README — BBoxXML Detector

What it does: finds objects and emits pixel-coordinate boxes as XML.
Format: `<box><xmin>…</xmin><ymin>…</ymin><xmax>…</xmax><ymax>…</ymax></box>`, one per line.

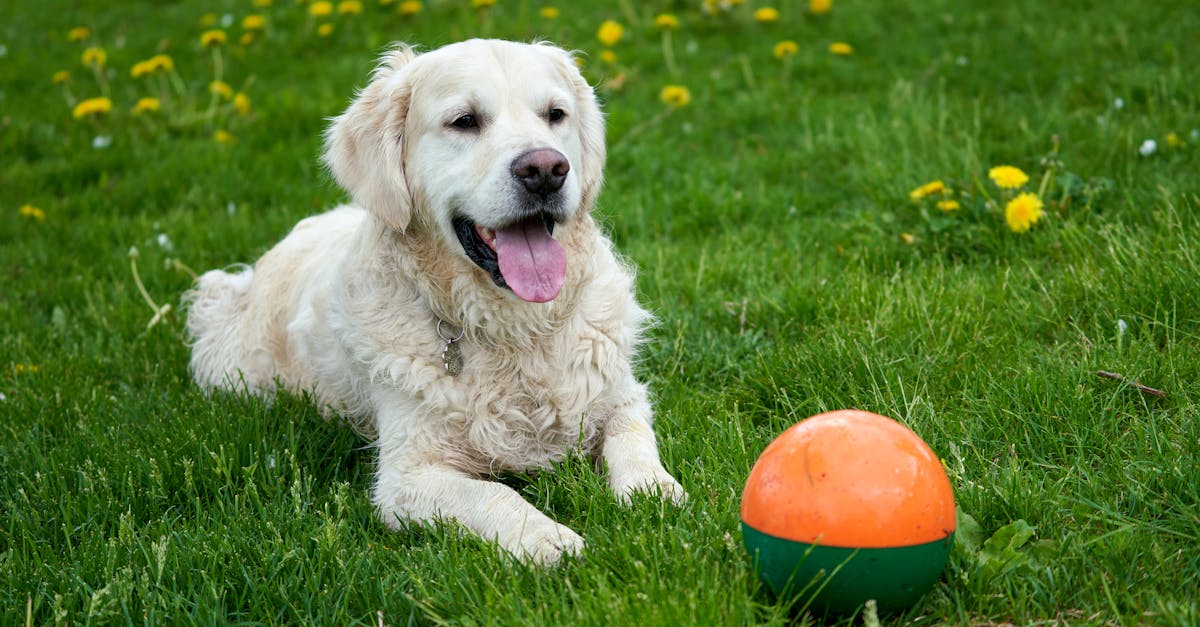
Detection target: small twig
<box><xmin>1096</xmin><ymin>371</ymin><xmax>1166</xmax><ymax>398</ymax></box>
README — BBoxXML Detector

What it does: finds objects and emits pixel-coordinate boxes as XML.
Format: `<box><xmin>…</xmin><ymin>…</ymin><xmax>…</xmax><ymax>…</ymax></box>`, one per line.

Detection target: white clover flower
<box><xmin>1138</xmin><ymin>139</ymin><xmax>1157</xmax><ymax>156</ymax></box>
<box><xmin>1113</xmin><ymin>97</ymin><xmax>1125</xmax><ymax>110</ymax></box>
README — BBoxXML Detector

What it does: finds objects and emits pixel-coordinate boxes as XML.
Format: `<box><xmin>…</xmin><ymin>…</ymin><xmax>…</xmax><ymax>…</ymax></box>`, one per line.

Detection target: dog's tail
<box><xmin>183</xmin><ymin>265</ymin><xmax>273</xmax><ymax>393</ymax></box>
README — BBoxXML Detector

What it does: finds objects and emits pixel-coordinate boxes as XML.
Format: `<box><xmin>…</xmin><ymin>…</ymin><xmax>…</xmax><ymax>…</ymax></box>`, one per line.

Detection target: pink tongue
<box><xmin>494</xmin><ymin>218</ymin><xmax>566</xmax><ymax>302</ymax></box>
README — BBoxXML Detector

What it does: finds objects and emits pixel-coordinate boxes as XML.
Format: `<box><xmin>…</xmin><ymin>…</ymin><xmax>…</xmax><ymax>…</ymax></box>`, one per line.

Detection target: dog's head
<box><xmin>323</xmin><ymin>39</ymin><xmax>606</xmax><ymax>303</ymax></box>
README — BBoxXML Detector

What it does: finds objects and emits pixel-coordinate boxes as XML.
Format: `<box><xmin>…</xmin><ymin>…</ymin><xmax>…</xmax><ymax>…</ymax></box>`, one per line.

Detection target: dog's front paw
<box><xmin>611</xmin><ymin>468</ymin><xmax>688</xmax><ymax>506</ymax></box>
<box><xmin>512</xmin><ymin>520</ymin><xmax>584</xmax><ymax>567</ymax></box>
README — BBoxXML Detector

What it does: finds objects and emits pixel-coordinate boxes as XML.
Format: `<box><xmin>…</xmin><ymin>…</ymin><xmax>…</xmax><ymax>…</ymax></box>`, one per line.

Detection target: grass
<box><xmin>2</xmin><ymin>0</ymin><xmax>1198</xmax><ymax>624</ymax></box>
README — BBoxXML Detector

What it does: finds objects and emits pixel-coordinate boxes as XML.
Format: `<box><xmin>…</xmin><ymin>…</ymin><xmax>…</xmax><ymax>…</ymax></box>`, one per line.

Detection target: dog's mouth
<box><xmin>452</xmin><ymin>213</ymin><xmax>565</xmax><ymax>303</ymax></box>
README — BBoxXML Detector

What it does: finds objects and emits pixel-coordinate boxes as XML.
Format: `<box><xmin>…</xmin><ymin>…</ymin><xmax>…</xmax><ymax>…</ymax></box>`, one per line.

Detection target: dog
<box><xmin>185</xmin><ymin>39</ymin><xmax>686</xmax><ymax>565</ymax></box>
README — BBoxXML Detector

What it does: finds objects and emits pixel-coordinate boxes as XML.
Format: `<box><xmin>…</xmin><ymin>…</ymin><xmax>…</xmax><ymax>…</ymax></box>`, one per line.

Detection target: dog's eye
<box><xmin>547</xmin><ymin>108</ymin><xmax>566</xmax><ymax>124</ymax></box>
<box><xmin>451</xmin><ymin>114</ymin><xmax>479</xmax><ymax>130</ymax></box>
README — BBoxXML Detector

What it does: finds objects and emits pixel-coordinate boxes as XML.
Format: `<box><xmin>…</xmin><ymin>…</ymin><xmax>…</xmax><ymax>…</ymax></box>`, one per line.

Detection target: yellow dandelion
<box><xmin>52</xmin><ymin>70</ymin><xmax>71</xmax><ymax>84</ymax></box>
<box><xmin>81</xmin><ymin>47</ymin><xmax>107</xmax><ymax>68</ymax></box>
<box><xmin>199</xmin><ymin>13</ymin><xmax>219</xmax><ymax>26</ymax></box>
<box><xmin>1005</xmin><ymin>192</ymin><xmax>1044</xmax><ymax>233</ymax></box>
<box><xmin>132</xmin><ymin>97</ymin><xmax>161</xmax><ymax>115</ymax></box>
<box><xmin>754</xmin><ymin>7</ymin><xmax>780</xmax><ymax>23</ymax></box>
<box><xmin>148</xmin><ymin>54</ymin><xmax>174</xmax><ymax>73</ymax></box>
<box><xmin>655</xmin><ymin>14</ymin><xmax>680</xmax><ymax>30</ymax></box>
<box><xmin>398</xmin><ymin>1</ymin><xmax>422</xmax><ymax>15</ymax></box>
<box><xmin>241</xmin><ymin>32</ymin><xmax>256</xmax><ymax>46</ymax></box>
<box><xmin>242</xmin><ymin>14</ymin><xmax>267</xmax><ymax>30</ymax></box>
<box><xmin>909</xmin><ymin>180</ymin><xmax>945</xmax><ymax>200</ymax></box>
<box><xmin>660</xmin><ymin>85</ymin><xmax>692</xmax><ymax>108</ymax></box>
<box><xmin>597</xmin><ymin>20</ymin><xmax>623</xmax><ymax>46</ymax></box>
<box><xmin>234</xmin><ymin>92</ymin><xmax>251</xmax><ymax>116</ymax></box>
<box><xmin>131</xmin><ymin>60</ymin><xmax>153</xmax><ymax>78</ymax></box>
<box><xmin>900</xmin><ymin>232</ymin><xmax>916</xmax><ymax>245</ymax></box>
<box><xmin>200</xmin><ymin>29</ymin><xmax>227</xmax><ymax>47</ymax></box>
<box><xmin>937</xmin><ymin>199</ymin><xmax>961</xmax><ymax>212</ymax></box>
<box><xmin>309</xmin><ymin>1</ymin><xmax>334</xmax><ymax>17</ymax></box>
<box><xmin>471</xmin><ymin>0</ymin><xmax>495</xmax><ymax>7</ymax></box>
<box><xmin>13</xmin><ymin>364</ymin><xmax>41</xmax><ymax>374</ymax></box>
<box><xmin>19</xmin><ymin>205</ymin><xmax>46</xmax><ymax>221</ymax></box>
<box><xmin>809</xmin><ymin>0</ymin><xmax>832</xmax><ymax>15</ymax></box>
<box><xmin>773</xmin><ymin>40</ymin><xmax>798</xmax><ymax>59</ymax></box>
<box><xmin>1166</xmin><ymin>132</ymin><xmax>1185</xmax><ymax>148</ymax></box>
<box><xmin>988</xmin><ymin>165</ymin><xmax>1029</xmax><ymax>189</ymax></box>
<box><xmin>214</xmin><ymin>130</ymin><xmax>235</xmax><ymax>144</ymax></box>
<box><xmin>829</xmin><ymin>42</ymin><xmax>853</xmax><ymax>55</ymax></box>
<box><xmin>72</xmin><ymin>96</ymin><xmax>113</xmax><ymax>119</ymax></box>
<box><xmin>539</xmin><ymin>6</ymin><xmax>558</xmax><ymax>19</ymax></box>
<box><xmin>599</xmin><ymin>49</ymin><xmax>617</xmax><ymax>64</ymax></box>
<box><xmin>68</xmin><ymin>26</ymin><xmax>91</xmax><ymax>42</ymax></box>
<box><xmin>338</xmin><ymin>0</ymin><xmax>363</xmax><ymax>14</ymax></box>
<box><xmin>209</xmin><ymin>80</ymin><xmax>234</xmax><ymax>99</ymax></box>
<box><xmin>317</xmin><ymin>22</ymin><xmax>334</xmax><ymax>37</ymax></box>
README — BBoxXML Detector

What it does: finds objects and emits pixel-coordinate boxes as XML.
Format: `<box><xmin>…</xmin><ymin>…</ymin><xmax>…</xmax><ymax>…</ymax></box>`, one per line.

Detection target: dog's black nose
<box><xmin>511</xmin><ymin>149</ymin><xmax>569</xmax><ymax>196</ymax></box>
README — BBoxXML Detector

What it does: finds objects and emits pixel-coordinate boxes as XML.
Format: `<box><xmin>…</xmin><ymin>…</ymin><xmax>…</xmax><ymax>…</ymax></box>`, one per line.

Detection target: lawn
<box><xmin>2</xmin><ymin>0</ymin><xmax>1198</xmax><ymax>624</ymax></box>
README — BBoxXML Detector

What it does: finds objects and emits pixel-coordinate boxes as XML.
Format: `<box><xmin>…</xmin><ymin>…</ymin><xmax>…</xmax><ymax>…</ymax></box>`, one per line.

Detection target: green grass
<box><xmin>3</xmin><ymin>0</ymin><xmax>1199</xmax><ymax>624</ymax></box>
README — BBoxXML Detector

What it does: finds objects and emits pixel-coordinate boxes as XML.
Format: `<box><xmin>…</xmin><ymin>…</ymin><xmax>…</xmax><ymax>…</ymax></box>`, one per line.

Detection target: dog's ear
<box><xmin>547</xmin><ymin>46</ymin><xmax>607</xmax><ymax>211</ymax></box>
<box><xmin>323</xmin><ymin>45</ymin><xmax>418</xmax><ymax>232</ymax></box>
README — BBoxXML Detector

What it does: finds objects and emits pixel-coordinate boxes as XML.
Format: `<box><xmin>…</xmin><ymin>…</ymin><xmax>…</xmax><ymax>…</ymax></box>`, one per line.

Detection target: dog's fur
<box><xmin>185</xmin><ymin>39</ymin><xmax>685</xmax><ymax>565</ymax></box>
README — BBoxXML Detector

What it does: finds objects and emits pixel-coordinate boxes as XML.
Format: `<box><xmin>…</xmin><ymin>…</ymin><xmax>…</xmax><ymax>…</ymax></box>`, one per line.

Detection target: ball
<box><xmin>740</xmin><ymin>410</ymin><xmax>956</xmax><ymax>614</ymax></box>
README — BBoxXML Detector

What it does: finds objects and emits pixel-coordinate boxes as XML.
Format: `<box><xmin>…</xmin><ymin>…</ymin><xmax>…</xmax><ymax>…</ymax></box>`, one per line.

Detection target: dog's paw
<box><xmin>512</xmin><ymin>521</ymin><xmax>584</xmax><ymax>567</ymax></box>
<box><xmin>612</xmin><ymin>469</ymin><xmax>688</xmax><ymax>507</ymax></box>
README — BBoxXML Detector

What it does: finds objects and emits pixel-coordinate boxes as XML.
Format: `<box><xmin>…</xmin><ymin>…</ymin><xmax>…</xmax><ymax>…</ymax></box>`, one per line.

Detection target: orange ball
<box><xmin>741</xmin><ymin>410</ymin><xmax>956</xmax><ymax>613</ymax></box>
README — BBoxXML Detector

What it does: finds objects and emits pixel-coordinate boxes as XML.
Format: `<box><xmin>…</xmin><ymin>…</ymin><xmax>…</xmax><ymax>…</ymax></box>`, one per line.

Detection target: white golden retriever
<box><xmin>185</xmin><ymin>39</ymin><xmax>685</xmax><ymax>565</ymax></box>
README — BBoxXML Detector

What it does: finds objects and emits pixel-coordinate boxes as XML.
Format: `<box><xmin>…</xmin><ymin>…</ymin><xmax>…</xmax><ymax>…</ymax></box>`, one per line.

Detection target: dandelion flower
<box><xmin>909</xmin><ymin>180</ymin><xmax>945</xmax><ymax>200</ymax></box>
<box><xmin>131</xmin><ymin>60</ymin><xmax>153</xmax><ymax>78</ymax></box>
<box><xmin>81</xmin><ymin>47</ymin><xmax>107</xmax><ymax>68</ymax></box>
<box><xmin>539</xmin><ymin>6</ymin><xmax>558</xmax><ymax>19</ymax></box>
<box><xmin>655</xmin><ymin>14</ymin><xmax>680</xmax><ymax>30</ymax></box>
<box><xmin>241</xmin><ymin>32</ymin><xmax>256</xmax><ymax>46</ymax></box>
<box><xmin>1166</xmin><ymin>132</ymin><xmax>1185</xmax><ymax>148</ymax></box>
<box><xmin>900</xmin><ymin>232</ymin><xmax>916</xmax><ymax>245</ymax></box>
<box><xmin>52</xmin><ymin>70</ymin><xmax>71</xmax><ymax>84</ymax></box>
<box><xmin>809</xmin><ymin>0</ymin><xmax>832</xmax><ymax>14</ymax></box>
<box><xmin>471</xmin><ymin>0</ymin><xmax>495</xmax><ymax>7</ymax></box>
<box><xmin>200</xmin><ymin>13</ymin><xmax>219</xmax><ymax>27</ymax></box>
<box><xmin>210</xmin><ymin>80</ymin><xmax>233</xmax><ymax>99</ymax></box>
<box><xmin>597</xmin><ymin>20</ymin><xmax>623</xmax><ymax>46</ymax></box>
<box><xmin>599</xmin><ymin>49</ymin><xmax>617</xmax><ymax>64</ymax></box>
<box><xmin>399</xmin><ymin>1</ymin><xmax>423</xmax><ymax>15</ymax></box>
<box><xmin>660</xmin><ymin>85</ymin><xmax>692</xmax><ymax>108</ymax></box>
<box><xmin>988</xmin><ymin>165</ymin><xmax>1028</xmax><ymax>189</ymax></box>
<box><xmin>72</xmin><ymin>96</ymin><xmax>113</xmax><ymax>119</ymax></box>
<box><xmin>309</xmin><ymin>1</ymin><xmax>334</xmax><ymax>17</ymax></box>
<box><xmin>19</xmin><ymin>205</ymin><xmax>46</xmax><ymax>221</ymax></box>
<box><xmin>148</xmin><ymin>54</ymin><xmax>174</xmax><ymax>73</ymax></box>
<box><xmin>1005</xmin><ymin>192</ymin><xmax>1044</xmax><ymax>233</ymax></box>
<box><xmin>773</xmin><ymin>40</ymin><xmax>798</xmax><ymax>59</ymax></box>
<box><xmin>132</xmin><ymin>97</ymin><xmax>161</xmax><ymax>115</ymax></box>
<box><xmin>68</xmin><ymin>26</ymin><xmax>91</xmax><ymax>42</ymax></box>
<box><xmin>242</xmin><ymin>14</ymin><xmax>267</xmax><ymax>30</ymax></box>
<box><xmin>828</xmin><ymin>42</ymin><xmax>853</xmax><ymax>55</ymax></box>
<box><xmin>201</xmin><ymin>29</ymin><xmax>227</xmax><ymax>47</ymax></box>
<box><xmin>338</xmin><ymin>0</ymin><xmax>363</xmax><ymax>15</ymax></box>
<box><xmin>754</xmin><ymin>7</ymin><xmax>780</xmax><ymax>23</ymax></box>
<box><xmin>317</xmin><ymin>22</ymin><xmax>335</xmax><ymax>37</ymax></box>
<box><xmin>214</xmin><ymin>130</ymin><xmax>235</xmax><ymax>144</ymax></box>
<box><xmin>234</xmin><ymin>92</ymin><xmax>251</xmax><ymax>116</ymax></box>
<box><xmin>937</xmin><ymin>199</ymin><xmax>961</xmax><ymax>212</ymax></box>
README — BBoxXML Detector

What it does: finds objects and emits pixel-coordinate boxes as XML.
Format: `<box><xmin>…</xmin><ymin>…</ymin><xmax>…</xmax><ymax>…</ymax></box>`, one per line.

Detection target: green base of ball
<box><xmin>741</xmin><ymin>522</ymin><xmax>953</xmax><ymax>615</ymax></box>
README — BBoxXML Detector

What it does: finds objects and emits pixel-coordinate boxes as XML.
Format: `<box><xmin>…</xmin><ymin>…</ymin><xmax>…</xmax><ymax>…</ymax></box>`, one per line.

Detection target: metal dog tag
<box><xmin>442</xmin><ymin>339</ymin><xmax>463</xmax><ymax>376</ymax></box>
